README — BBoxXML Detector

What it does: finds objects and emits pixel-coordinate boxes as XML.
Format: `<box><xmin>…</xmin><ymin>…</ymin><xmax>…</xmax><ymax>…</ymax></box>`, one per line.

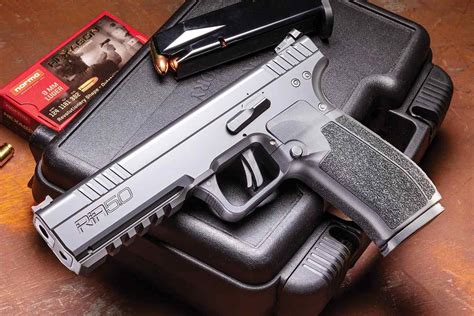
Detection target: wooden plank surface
<box><xmin>0</xmin><ymin>0</ymin><xmax>472</xmax><ymax>315</ymax></box>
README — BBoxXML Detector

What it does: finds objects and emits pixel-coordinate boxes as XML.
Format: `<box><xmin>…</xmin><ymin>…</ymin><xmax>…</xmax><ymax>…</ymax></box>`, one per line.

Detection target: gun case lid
<box><xmin>30</xmin><ymin>0</ymin><xmax>452</xmax><ymax>286</ymax></box>
<box><xmin>35</xmin><ymin>0</ymin><xmax>433</xmax><ymax>191</ymax></box>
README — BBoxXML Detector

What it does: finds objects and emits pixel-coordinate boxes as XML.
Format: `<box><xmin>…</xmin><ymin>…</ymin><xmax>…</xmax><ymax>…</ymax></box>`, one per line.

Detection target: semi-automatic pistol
<box><xmin>33</xmin><ymin>30</ymin><xmax>444</xmax><ymax>274</ymax></box>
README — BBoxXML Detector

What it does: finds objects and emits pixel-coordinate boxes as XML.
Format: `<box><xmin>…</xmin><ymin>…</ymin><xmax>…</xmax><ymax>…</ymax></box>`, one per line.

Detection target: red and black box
<box><xmin>0</xmin><ymin>12</ymin><xmax>148</xmax><ymax>138</ymax></box>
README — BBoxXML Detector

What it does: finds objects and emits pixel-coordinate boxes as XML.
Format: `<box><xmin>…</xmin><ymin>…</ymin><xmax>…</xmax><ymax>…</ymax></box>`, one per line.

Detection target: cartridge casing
<box><xmin>0</xmin><ymin>143</ymin><xmax>14</xmax><ymax>167</ymax></box>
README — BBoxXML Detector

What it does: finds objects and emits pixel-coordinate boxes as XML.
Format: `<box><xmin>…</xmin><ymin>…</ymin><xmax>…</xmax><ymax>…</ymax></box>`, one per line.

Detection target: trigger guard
<box><xmin>256</xmin><ymin>190</ymin><xmax>279</xmax><ymax>208</ymax></box>
<box><xmin>193</xmin><ymin>174</ymin><xmax>245</xmax><ymax>222</ymax></box>
<box><xmin>193</xmin><ymin>174</ymin><xmax>281</xmax><ymax>222</ymax></box>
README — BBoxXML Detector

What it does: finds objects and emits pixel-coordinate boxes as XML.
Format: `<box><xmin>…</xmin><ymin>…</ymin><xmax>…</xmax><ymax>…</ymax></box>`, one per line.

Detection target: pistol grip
<box><xmin>296</xmin><ymin>114</ymin><xmax>443</xmax><ymax>254</ymax></box>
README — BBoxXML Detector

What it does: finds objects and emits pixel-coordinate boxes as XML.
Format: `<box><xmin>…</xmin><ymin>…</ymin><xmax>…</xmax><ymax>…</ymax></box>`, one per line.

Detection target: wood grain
<box><xmin>0</xmin><ymin>0</ymin><xmax>472</xmax><ymax>315</ymax></box>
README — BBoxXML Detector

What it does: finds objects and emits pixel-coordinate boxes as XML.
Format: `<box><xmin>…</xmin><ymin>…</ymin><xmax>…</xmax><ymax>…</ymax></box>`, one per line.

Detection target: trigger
<box><xmin>242</xmin><ymin>160</ymin><xmax>254</xmax><ymax>189</ymax></box>
<box><xmin>241</xmin><ymin>148</ymin><xmax>264</xmax><ymax>191</ymax></box>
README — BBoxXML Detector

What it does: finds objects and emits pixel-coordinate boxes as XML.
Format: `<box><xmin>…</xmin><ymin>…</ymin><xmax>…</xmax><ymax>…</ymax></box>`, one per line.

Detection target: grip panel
<box><xmin>333</xmin><ymin>116</ymin><xmax>436</xmax><ymax>198</ymax></box>
<box><xmin>313</xmin><ymin>115</ymin><xmax>441</xmax><ymax>249</ymax></box>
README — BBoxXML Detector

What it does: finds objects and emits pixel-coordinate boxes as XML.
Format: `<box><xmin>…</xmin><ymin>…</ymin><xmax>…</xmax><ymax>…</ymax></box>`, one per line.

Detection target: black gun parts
<box><xmin>150</xmin><ymin>0</ymin><xmax>333</xmax><ymax>78</ymax></box>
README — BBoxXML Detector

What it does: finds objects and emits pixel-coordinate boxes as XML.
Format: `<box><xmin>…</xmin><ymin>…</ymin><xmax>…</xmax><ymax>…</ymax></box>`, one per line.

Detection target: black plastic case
<box><xmin>29</xmin><ymin>1</ymin><xmax>453</xmax><ymax>315</ymax></box>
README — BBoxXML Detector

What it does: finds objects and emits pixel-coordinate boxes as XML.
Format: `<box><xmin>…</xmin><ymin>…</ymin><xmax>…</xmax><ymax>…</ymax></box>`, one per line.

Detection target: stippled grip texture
<box><xmin>319</xmin><ymin>116</ymin><xmax>436</xmax><ymax>229</ymax></box>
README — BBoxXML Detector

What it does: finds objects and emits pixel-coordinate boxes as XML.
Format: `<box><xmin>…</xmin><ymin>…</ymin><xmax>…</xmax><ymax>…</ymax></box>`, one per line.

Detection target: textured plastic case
<box><xmin>30</xmin><ymin>0</ymin><xmax>453</xmax><ymax>315</ymax></box>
